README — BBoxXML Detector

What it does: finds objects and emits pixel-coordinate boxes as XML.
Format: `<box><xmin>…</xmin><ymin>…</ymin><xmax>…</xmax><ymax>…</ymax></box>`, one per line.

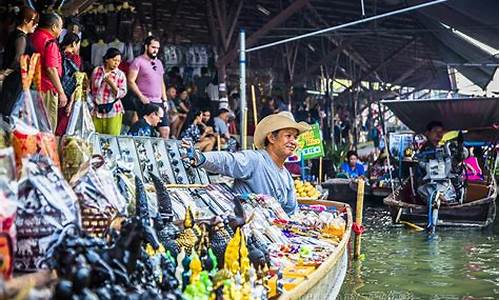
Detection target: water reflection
<box><xmin>339</xmin><ymin>207</ymin><xmax>499</xmax><ymax>299</ymax></box>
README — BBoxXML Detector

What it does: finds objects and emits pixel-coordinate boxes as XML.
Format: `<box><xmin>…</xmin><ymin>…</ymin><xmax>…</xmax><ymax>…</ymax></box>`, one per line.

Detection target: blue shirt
<box><xmin>341</xmin><ymin>162</ymin><xmax>365</xmax><ymax>178</ymax></box>
<box><xmin>213</xmin><ymin>117</ymin><xmax>229</xmax><ymax>136</ymax></box>
<box><xmin>128</xmin><ymin>119</ymin><xmax>158</xmax><ymax>137</ymax></box>
<box><xmin>201</xmin><ymin>150</ymin><xmax>297</xmax><ymax>215</ymax></box>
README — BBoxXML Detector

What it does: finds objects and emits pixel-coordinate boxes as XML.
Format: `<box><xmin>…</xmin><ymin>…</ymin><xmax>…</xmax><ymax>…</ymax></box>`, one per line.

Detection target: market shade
<box><xmin>381</xmin><ymin>97</ymin><xmax>499</xmax><ymax>133</ymax></box>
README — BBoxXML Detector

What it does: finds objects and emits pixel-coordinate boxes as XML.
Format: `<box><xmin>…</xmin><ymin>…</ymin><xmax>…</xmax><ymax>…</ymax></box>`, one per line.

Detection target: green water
<box><xmin>339</xmin><ymin>207</ymin><xmax>499</xmax><ymax>300</ymax></box>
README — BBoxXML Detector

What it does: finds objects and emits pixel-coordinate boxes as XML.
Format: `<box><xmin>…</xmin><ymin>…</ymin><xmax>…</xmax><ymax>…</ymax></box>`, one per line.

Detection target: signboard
<box><xmin>389</xmin><ymin>132</ymin><xmax>413</xmax><ymax>157</ymax></box>
<box><xmin>297</xmin><ymin>123</ymin><xmax>324</xmax><ymax>160</ymax></box>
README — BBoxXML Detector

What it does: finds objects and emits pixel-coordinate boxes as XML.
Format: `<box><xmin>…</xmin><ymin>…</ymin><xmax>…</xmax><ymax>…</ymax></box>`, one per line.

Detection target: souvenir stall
<box><xmin>0</xmin><ymin>55</ymin><xmax>352</xmax><ymax>300</ymax></box>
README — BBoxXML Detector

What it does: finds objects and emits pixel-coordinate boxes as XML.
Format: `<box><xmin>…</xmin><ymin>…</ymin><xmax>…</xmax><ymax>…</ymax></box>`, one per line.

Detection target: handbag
<box><xmin>96</xmin><ymin>99</ymin><xmax>119</xmax><ymax>114</ymax></box>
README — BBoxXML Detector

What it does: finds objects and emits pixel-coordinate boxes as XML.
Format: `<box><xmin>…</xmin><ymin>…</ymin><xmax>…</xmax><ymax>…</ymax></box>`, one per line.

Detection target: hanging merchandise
<box><xmin>15</xmin><ymin>154</ymin><xmax>80</xmax><ymax>272</ymax></box>
<box><xmin>61</xmin><ymin>72</ymin><xmax>95</xmax><ymax>182</ymax></box>
<box><xmin>70</xmin><ymin>155</ymin><xmax>127</xmax><ymax>237</ymax></box>
<box><xmin>0</xmin><ymin>145</ymin><xmax>17</xmax><ymax>279</ymax></box>
<box><xmin>11</xmin><ymin>54</ymin><xmax>60</xmax><ymax>177</ymax></box>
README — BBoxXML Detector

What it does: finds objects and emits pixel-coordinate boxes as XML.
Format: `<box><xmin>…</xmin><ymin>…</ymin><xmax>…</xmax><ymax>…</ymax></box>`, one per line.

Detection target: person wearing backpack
<box><xmin>90</xmin><ymin>47</ymin><xmax>127</xmax><ymax>136</ymax></box>
<box><xmin>55</xmin><ymin>33</ymin><xmax>81</xmax><ymax>136</ymax></box>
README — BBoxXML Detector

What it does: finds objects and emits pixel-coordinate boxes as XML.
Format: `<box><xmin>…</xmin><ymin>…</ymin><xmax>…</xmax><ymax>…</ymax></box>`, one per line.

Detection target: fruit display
<box><xmin>294</xmin><ymin>179</ymin><xmax>321</xmax><ymax>199</ymax></box>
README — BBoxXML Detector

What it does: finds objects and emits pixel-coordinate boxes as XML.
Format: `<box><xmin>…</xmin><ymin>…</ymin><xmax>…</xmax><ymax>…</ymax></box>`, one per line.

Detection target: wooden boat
<box><xmin>322</xmin><ymin>178</ymin><xmax>392</xmax><ymax>205</ymax></box>
<box><xmin>381</xmin><ymin>97</ymin><xmax>499</xmax><ymax>229</ymax></box>
<box><xmin>322</xmin><ymin>178</ymin><xmax>363</xmax><ymax>202</ymax></box>
<box><xmin>279</xmin><ymin>199</ymin><xmax>353</xmax><ymax>300</ymax></box>
<box><xmin>384</xmin><ymin>179</ymin><xmax>497</xmax><ymax>228</ymax></box>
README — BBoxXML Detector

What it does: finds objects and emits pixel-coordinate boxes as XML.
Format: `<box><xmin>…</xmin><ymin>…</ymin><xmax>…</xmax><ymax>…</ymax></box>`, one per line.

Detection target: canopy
<box><xmin>381</xmin><ymin>97</ymin><xmax>499</xmax><ymax>133</ymax></box>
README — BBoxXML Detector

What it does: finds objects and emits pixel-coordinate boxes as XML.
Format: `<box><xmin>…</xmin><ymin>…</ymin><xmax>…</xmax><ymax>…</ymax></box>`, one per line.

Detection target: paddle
<box><xmin>395</xmin><ymin>207</ymin><xmax>425</xmax><ymax>232</ymax></box>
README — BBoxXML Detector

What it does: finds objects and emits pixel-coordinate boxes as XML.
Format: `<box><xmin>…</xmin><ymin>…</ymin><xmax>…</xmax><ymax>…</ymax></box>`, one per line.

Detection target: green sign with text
<box><xmin>297</xmin><ymin>123</ymin><xmax>324</xmax><ymax>160</ymax></box>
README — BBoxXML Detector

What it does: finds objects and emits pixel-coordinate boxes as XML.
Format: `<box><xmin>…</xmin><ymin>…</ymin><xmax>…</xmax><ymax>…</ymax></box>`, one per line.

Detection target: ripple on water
<box><xmin>339</xmin><ymin>207</ymin><xmax>499</xmax><ymax>299</ymax></box>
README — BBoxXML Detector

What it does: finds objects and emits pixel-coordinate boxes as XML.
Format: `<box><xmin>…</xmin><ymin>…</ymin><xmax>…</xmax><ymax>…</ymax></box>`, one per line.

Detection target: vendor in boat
<box><xmin>422</xmin><ymin>121</ymin><xmax>445</xmax><ymax>150</ymax></box>
<box><xmin>415</xmin><ymin>121</ymin><xmax>460</xmax><ymax>204</ymax></box>
<box><xmin>340</xmin><ymin>150</ymin><xmax>366</xmax><ymax>178</ymax></box>
<box><xmin>183</xmin><ymin>111</ymin><xmax>311</xmax><ymax>215</ymax></box>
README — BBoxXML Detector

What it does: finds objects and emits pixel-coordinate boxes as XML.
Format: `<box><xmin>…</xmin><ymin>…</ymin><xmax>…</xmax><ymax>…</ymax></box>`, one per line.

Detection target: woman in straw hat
<box><xmin>184</xmin><ymin>111</ymin><xmax>310</xmax><ymax>215</ymax></box>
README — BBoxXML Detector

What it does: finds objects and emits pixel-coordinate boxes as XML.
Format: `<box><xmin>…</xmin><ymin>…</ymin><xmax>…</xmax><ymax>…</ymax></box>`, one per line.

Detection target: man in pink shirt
<box><xmin>31</xmin><ymin>12</ymin><xmax>67</xmax><ymax>131</ymax></box>
<box><xmin>128</xmin><ymin>36</ymin><xmax>170</xmax><ymax>138</ymax></box>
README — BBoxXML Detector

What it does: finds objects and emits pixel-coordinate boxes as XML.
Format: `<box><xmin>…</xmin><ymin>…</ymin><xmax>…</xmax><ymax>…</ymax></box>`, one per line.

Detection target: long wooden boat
<box><xmin>381</xmin><ymin>97</ymin><xmax>499</xmax><ymax>229</ymax></box>
<box><xmin>322</xmin><ymin>178</ymin><xmax>361</xmax><ymax>202</ymax></box>
<box><xmin>384</xmin><ymin>179</ymin><xmax>497</xmax><ymax>228</ymax></box>
<box><xmin>279</xmin><ymin>199</ymin><xmax>353</xmax><ymax>300</ymax></box>
<box><xmin>322</xmin><ymin>178</ymin><xmax>391</xmax><ymax>204</ymax></box>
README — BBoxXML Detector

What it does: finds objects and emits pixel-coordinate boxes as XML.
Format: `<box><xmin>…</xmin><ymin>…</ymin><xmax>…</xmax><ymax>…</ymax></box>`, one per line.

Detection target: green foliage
<box><xmin>323</xmin><ymin>142</ymin><xmax>350</xmax><ymax>173</ymax></box>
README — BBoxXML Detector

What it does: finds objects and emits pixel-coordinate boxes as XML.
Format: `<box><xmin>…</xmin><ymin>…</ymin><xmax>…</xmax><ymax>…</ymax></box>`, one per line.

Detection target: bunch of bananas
<box><xmin>294</xmin><ymin>179</ymin><xmax>321</xmax><ymax>199</ymax></box>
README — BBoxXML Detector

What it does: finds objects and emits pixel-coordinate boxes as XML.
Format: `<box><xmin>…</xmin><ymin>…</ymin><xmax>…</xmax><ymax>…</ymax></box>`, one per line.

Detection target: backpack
<box><xmin>61</xmin><ymin>55</ymin><xmax>78</xmax><ymax>97</ymax></box>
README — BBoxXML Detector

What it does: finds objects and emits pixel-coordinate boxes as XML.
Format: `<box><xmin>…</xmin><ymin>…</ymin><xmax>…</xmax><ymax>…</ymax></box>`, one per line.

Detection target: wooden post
<box><xmin>354</xmin><ymin>178</ymin><xmax>365</xmax><ymax>259</ymax></box>
<box><xmin>251</xmin><ymin>85</ymin><xmax>258</xmax><ymax>126</ymax></box>
<box><xmin>318</xmin><ymin>156</ymin><xmax>323</xmax><ymax>183</ymax></box>
<box><xmin>243</xmin><ymin>107</ymin><xmax>248</xmax><ymax>150</ymax></box>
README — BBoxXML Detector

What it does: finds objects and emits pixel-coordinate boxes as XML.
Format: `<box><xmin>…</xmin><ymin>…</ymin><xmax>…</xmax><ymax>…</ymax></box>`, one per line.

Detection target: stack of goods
<box><xmin>240</xmin><ymin>194</ymin><xmax>347</xmax><ymax>296</ymax></box>
<box><xmin>293</xmin><ymin>179</ymin><xmax>321</xmax><ymax>199</ymax></box>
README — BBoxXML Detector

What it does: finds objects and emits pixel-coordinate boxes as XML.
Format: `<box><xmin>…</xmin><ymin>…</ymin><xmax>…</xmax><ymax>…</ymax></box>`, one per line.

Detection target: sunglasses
<box><xmin>151</xmin><ymin>61</ymin><xmax>157</xmax><ymax>71</ymax></box>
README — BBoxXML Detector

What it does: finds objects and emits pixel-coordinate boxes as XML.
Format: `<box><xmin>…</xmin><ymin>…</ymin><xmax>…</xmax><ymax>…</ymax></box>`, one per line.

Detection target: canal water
<box><xmin>338</xmin><ymin>206</ymin><xmax>499</xmax><ymax>299</ymax></box>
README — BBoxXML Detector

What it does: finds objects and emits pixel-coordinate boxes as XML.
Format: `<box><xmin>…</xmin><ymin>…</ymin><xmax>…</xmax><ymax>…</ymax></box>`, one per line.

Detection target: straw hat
<box><xmin>254</xmin><ymin>112</ymin><xmax>311</xmax><ymax>149</ymax></box>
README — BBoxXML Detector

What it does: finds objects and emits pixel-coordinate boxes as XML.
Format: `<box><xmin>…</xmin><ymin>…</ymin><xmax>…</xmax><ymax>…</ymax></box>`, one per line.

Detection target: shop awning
<box><xmin>381</xmin><ymin>97</ymin><xmax>499</xmax><ymax>133</ymax></box>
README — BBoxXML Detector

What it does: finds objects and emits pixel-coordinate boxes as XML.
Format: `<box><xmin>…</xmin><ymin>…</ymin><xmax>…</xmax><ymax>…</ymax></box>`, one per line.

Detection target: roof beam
<box><xmin>304</xmin><ymin>3</ymin><xmax>382</xmax><ymax>81</ymax></box>
<box><xmin>342</xmin><ymin>37</ymin><xmax>419</xmax><ymax>94</ymax></box>
<box><xmin>216</xmin><ymin>0</ymin><xmax>311</xmax><ymax>67</ymax></box>
<box><xmin>295</xmin><ymin>42</ymin><xmax>350</xmax><ymax>82</ymax></box>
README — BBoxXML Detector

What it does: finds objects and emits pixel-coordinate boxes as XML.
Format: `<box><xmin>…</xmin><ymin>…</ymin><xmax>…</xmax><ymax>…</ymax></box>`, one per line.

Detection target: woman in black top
<box><xmin>0</xmin><ymin>7</ymin><xmax>39</xmax><ymax>116</ymax></box>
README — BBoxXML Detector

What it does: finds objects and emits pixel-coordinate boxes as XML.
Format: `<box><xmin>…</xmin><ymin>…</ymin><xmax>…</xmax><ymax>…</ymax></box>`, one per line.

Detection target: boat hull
<box><xmin>278</xmin><ymin>200</ymin><xmax>352</xmax><ymax>300</ymax></box>
<box><xmin>384</xmin><ymin>180</ymin><xmax>497</xmax><ymax>228</ymax></box>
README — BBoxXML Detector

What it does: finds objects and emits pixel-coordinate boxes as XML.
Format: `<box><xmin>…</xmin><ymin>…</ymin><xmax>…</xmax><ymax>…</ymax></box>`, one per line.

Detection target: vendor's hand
<box><xmin>139</xmin><ymin>94</ymin><xmax>150</xmax><ymax>104</ymax></box>
<box><xmin>180</xmin><ymin>138</ymin><xmax>205</xmax><ymax>167</ymax></box>
<box><xmin>58</xmin><ymin>92</ymin><xmax>68</xmax><ymax>108</ymax></box>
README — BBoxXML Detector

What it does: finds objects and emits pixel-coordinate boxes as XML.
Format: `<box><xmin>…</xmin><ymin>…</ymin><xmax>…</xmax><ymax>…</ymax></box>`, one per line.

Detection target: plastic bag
<box><xmin>11</xmin><ymin>54</ymin><xmax>60</xmax><ymax>177</ymax></box>
<box><xmin>0</xmin><ymin>146</ymin><xmax>17</xmax><ymax>279</ymax></box>
<box><xmin>71</xmin><ymin>155</ymin><xmax>126</xmax><ymax>237</ymax></box>
<box><xmin>61</xmin><ymin>73</ymin><xmax>95</xmax><ymax>181</ymax></box>
<box><xmin>15</xmin><ymin>154</ymin><xmax>79</xmax><ymax>272</ymax></box>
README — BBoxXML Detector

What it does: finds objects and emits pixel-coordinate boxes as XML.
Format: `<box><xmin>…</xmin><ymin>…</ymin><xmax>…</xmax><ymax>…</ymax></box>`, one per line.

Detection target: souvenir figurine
<box><xmin>209</xmin><ymin>216</ymin><xmax>231</xmax><ymax>267</ymax></box>
<box><xmin>175</xmin><ymin>207</ymin><xmax>198</xmax><ymax>254</ymax></box>
<box><xmin>150</xmin><ymin>172</ymin><xmax>178</xmax><ymax>238</ymax></box>
<box><xmin>247</xmin><ymin>234</ymin><xmax>267</xmax><ymax>271</ymax></box>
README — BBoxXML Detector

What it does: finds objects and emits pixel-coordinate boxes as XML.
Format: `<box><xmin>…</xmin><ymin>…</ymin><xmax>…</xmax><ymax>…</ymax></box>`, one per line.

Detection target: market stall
<box><xmin>0</xmin><ymin>54</ymin><xmax>352</xmax><ymax>299</ymax></box>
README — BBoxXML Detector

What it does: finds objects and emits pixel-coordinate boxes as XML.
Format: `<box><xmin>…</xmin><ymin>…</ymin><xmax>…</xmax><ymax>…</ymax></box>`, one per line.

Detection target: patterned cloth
<box><xmin>180</xmin><ymin>123</ymin><xmax>201</xmax><ymax>143</ymax></box>
<box><xmin>90</xmin><ymin>66</ymin><xmax>127</xmax><ymax>118</ymax></box>
<box><xmin>128</xmin><ymin>118</ymin><xmax>159</xmax><ymax>137</ymax></box>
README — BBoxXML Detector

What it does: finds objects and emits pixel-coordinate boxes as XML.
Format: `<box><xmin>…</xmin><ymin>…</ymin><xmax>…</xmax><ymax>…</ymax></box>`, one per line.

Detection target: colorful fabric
<box><xmin>30</xmin><ymin>29</ymin><xmax>62</xmax><ymax>93</ymax></box>
<box><xmin>464</xmin><ymin>157</ymin><xmax>483</xmax><ymax>181</ymax></box>
<box><xmin>92</xmin><ymin>114</ymin><xmax>122</xmax><ymax>136</ymax></box>
<box><xmin>90</xmin><ymin>66</ymin><xmax>127</xmax><ymax>118</ymax></box>
<box><xmin>129</xmin><ymin>55</ymin><xmax>164</xmax><ymax>103</ymax></box>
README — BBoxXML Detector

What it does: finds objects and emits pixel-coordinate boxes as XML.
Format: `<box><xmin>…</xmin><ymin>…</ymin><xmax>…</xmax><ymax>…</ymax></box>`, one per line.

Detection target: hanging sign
<box><xmin>297</xmin><ymin>123</ymin><xmax>324</xmax><ymax>160</ymax></box>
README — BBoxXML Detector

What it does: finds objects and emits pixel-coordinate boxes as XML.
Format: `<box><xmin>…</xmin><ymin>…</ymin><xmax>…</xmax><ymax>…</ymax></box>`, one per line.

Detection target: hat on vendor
<box><xmin>254</xmin><ymin>111</ymin><xmax>311</xmax><ymax>149</ymax></box>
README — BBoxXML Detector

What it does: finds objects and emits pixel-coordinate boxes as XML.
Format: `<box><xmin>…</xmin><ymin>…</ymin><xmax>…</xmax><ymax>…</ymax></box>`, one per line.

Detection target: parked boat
<box><xmin>279</xmin><ymin>199</ymin><xmax>352</xmax><ymax>300</ymax></box>
<box><xmin>381</xmin><ymin>97</ymin><xmax>499</xmax><ymax>229</ymax></box>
